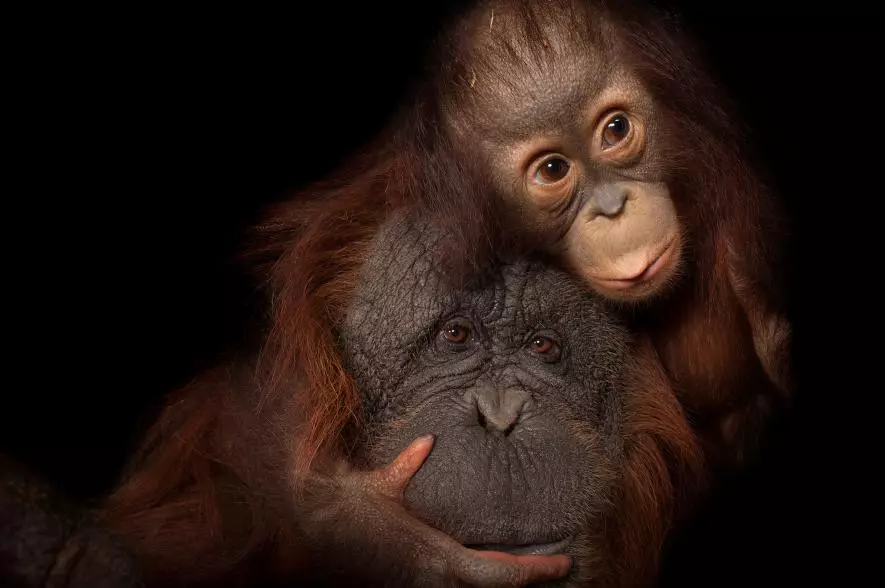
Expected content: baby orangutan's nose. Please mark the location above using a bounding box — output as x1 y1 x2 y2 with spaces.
588 183 629 218
465 385 531 436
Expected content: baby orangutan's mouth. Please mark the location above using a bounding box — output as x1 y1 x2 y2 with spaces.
467 536 573 556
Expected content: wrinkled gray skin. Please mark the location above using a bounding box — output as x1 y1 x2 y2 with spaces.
341 212 630 574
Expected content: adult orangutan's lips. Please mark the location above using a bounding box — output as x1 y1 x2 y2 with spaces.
466 536 573 556
593 236 677 290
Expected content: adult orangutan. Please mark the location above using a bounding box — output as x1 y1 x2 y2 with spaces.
93 211 702 587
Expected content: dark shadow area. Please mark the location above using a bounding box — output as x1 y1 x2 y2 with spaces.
4 1 874 585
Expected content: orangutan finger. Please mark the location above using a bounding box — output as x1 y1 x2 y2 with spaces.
452 548 572 587
367 434 435 498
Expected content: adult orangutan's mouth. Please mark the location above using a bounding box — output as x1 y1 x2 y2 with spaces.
467 536 573 556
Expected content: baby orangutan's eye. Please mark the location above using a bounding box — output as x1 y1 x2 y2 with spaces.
533 156 571 185
602 113 631 148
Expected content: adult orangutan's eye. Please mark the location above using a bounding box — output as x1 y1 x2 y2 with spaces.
443 324 471 344
437 318 476 353
530 336 555 354
526 333 561 362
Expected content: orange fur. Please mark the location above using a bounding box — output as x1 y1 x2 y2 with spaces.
603 340 706 587
102 146 418 585
99 1 786 585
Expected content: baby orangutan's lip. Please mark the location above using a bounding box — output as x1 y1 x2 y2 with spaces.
592 235 678 291
467 536 573 556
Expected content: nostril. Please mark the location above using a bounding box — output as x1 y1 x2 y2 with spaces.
590 185 628 218
467 386 529 436
475 405 521 437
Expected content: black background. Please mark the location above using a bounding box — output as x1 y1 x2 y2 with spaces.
3 1 876 586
